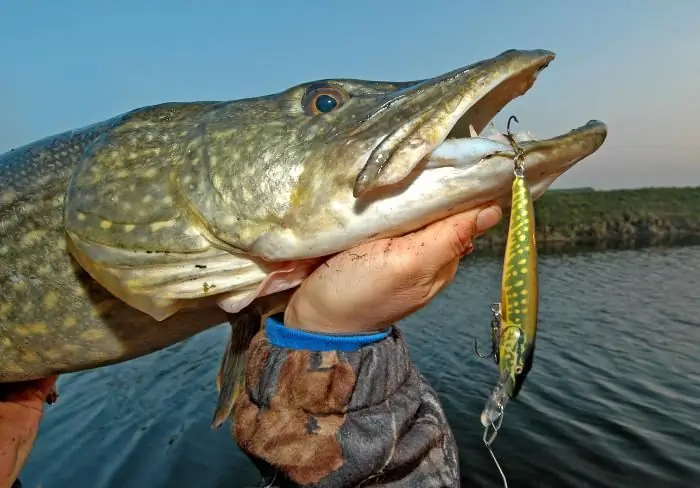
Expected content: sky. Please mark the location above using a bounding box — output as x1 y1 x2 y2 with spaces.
0 0 698 189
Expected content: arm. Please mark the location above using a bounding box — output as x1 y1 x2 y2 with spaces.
235 316 459 488
233 204 502 487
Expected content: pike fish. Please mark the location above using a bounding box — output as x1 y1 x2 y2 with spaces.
0 49 607 426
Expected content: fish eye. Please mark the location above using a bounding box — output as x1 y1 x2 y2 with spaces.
302 84 348 116
315 94 337 113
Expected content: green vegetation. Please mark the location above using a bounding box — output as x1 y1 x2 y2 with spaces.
478 186 700 250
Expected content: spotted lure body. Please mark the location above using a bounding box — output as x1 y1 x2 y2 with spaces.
499 168 538 394
479 163 539 428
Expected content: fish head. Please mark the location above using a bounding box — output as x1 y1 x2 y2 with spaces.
176 48 607 260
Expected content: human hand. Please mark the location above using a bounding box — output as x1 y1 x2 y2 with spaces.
0 377 58 488
284 204 502 334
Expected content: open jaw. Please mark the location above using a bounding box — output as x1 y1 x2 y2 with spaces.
352 49 608 205
248 50 607 261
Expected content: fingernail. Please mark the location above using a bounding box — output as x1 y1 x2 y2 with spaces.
476 205 502 234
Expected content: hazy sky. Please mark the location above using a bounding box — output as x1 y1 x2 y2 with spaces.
1 1 698 189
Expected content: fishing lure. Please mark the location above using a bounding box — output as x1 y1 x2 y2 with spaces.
474 115 540 488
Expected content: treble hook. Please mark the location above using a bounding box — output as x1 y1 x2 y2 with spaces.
474 337 495 359
474 303 502 360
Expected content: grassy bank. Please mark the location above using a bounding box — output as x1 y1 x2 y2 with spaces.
477 186 700 250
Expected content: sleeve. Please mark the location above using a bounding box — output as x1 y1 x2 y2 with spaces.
233 314 460 488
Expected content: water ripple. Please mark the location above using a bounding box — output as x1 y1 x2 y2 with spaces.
19 246 700 488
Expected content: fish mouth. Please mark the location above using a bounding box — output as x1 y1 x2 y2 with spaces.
352 49 606 198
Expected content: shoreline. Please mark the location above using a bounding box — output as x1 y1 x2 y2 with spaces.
474 186 700 252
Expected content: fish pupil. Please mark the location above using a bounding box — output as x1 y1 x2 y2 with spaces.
315 94 338 113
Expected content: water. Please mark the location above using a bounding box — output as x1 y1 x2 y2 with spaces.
19 246 700 488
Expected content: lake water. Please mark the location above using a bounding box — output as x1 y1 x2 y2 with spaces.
19 245 700 488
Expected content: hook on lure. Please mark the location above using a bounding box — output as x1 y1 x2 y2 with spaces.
473 303 502 361
505 115 525 178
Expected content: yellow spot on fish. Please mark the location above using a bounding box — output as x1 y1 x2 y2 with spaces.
0 246 8 256
12 280 28 291
15 325 29 337
520 267 527 274
80 329 106 341
20 229 47 246
63 315 78 328
150 220 175 232
20 351 40 363
144 168 158 178
29 321 48 334
44 349 62 360
100 220 113 229
43 292 59 310
142 195 153 203
517 258 527 265
124 224 135 232
77 212 87 221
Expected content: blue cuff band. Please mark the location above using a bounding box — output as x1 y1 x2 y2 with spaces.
265 314 391 352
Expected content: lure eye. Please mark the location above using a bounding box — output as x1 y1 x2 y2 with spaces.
302 84 348 116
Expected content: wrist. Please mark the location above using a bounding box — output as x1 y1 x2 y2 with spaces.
284 298 393 334
283 302 336 333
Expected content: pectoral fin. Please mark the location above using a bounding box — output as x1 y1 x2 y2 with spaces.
210 289 293 429
211 307 261 429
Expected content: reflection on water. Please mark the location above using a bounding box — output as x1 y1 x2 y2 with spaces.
20 246 700 488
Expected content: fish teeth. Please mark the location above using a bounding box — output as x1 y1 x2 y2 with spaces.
469 124 478 138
